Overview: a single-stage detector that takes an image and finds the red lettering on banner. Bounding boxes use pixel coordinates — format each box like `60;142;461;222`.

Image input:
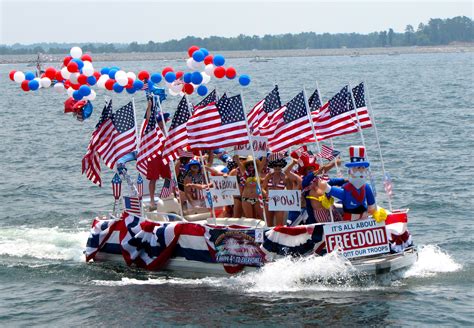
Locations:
325;227;387;252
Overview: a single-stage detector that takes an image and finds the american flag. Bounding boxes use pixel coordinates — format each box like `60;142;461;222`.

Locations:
308;88;322;111
247;86;281;136
187;94;248;150
349;82;373;130
195;89;217;109
111;173;122;199
311;86;359;141
136;97;166;175
136;174;144;199
123;196;142;216
384;173;393;199
177;148;194;158
268;151;287;161
97;101;137;169
159;178;174;199
81;100;113;186
162;96;192;164
316;144;340;161
260;91;314;152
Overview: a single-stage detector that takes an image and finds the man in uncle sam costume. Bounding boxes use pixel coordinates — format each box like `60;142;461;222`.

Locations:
319;146;387;222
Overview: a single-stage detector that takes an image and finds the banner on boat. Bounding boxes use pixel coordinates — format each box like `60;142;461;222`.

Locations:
209;176;240;196
205;188;234;208
268;190;301;211
234;136;268;158
323;219;390;258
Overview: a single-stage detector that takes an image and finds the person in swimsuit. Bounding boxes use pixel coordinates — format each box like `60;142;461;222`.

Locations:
263;157;289;227
234;155;265;220
183;159;209;210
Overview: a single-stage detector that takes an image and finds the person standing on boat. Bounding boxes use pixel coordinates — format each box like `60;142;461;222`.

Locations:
183;159;209;210
262;156;289;226
318;146;387;222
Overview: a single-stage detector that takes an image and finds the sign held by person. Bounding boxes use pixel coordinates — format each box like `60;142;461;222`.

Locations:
234;136;268;158
209;176;240;196
268;190;301;211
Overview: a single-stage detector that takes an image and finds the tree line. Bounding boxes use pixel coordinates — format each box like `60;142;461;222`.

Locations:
1;16;472;55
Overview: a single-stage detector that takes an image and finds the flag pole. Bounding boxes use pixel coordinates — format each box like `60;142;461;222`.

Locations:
363;82;393;211
129;98;141;200
155;95;186;220
184;95;217;224
240;93;268;225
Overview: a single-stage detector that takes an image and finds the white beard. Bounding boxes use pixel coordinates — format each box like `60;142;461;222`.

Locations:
349;177;366;189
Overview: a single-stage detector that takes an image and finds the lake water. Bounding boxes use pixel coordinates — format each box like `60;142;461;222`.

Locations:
1;52;473;326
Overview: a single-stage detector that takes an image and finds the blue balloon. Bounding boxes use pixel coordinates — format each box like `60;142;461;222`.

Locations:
239;75;251;86
72;58;84;70
191;72;203;85
113;83;124;93
213;55;225;67
133;80;144;90
200;48;209;57
78;85;91;97
87;76;97;85
110;66;120;71
100;67;110;75
82;101;93;120
72;90;83;100
150;73;162;84
108;68;118;79
25;72;35;81
126;87;136;94
192;50;205;62
28;79;39;90
165;71;176;83
197;85;208;96
183;72;192;84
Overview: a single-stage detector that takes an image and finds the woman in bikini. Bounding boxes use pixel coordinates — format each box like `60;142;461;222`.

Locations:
234;155;265;220
263;157;289;227
183;159;209;210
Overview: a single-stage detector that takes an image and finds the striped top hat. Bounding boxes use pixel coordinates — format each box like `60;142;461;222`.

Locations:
345;145;370;168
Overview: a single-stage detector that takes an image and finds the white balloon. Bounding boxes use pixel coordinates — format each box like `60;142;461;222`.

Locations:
115;70;127;81
192;61;204;70
186;58;195;70
61;67;71;79
168;88;179;96
126;72;136;81
54;83;64;93
204;64;215;76
83;61;93;68
82;66;94;77
86;89;97;101
13;71;25;83
40;77;52;88
97;75;108;89
201;72;211;84
69;73;79;84
70;46;83;59
116;77;128;86
67;87;74;97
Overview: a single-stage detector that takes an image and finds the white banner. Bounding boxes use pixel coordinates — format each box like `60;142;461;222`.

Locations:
268;189;301;211
234;136;268;158
323;219;390;259
209;176;240;196
205;188;234;208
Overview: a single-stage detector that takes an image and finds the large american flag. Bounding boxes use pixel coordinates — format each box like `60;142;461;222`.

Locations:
81;100;113;186
162;96;192;164
247;86;281;136
123;196;142;217
187;94;248;150
260;91;314;152
349;82;373;130
96;101;137;169
136;97;166;175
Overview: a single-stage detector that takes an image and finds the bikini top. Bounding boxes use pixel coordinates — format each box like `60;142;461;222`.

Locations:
268;172;285;189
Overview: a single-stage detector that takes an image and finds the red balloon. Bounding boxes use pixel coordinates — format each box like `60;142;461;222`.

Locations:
64;80;71;89
81;54;92;62
214;66;226;79
21;80;30;91
225;67;237;79
44;67;56;79
175;71;184;80
126;77;134;88
204;55;214;65
93;71;101;80
161;67;173;77
188;45;199;57
105;79;115;91
183;83;194;95
67;61;79;73
63;56;73;67
71;83;80;90
40;73;46;78
9;70;16;81
137;70;150;81
77;74;88;85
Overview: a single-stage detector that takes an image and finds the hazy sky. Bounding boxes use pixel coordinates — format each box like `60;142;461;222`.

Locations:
1;0;472;44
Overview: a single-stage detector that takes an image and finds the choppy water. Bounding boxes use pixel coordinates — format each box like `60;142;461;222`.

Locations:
1;52;473;326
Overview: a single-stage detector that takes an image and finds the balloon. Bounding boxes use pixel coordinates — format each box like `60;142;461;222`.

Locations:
9;70;16;81
79;85;91;97
77;74;88;85
188;45;199;57
63;56;73;66
113;83;124;93
86;89;97;100
213;55;225;67
70;46;83;59
126;88;136;94
200;48;209;57
204;64;215;76
67;62;79;73
183;72;192;84
101;67;110;75
105;79;115;90
138;70;149;81
115;70;127;86
87;75;97;85
69;73;79;84
64;80;71;89
54;71;64;82
72;58;84;70
108;68;118;79
67;87;74;97
40;77;52;88
183;83;194;95
28;79;39;90
225;67;237;79
14;71;25;83
93;71;101;80
204;55;214;65
21;80;30;91
214;66;226;78
81;54;92;62
186;58;195;69
97;76;107;89
71;83;80;90
54;83;64;93
165;71;176;83
25;72;35;80
197;85;208;96
82;65;94;77
192;50;204;62
201;72;211;84
150;73;162;84
44;67;56;79
175;71;184;80
126;77;134;88
126;72;136;81
61;67;71;79
133;80;144;90
162;67;174;77
239;74;251;86
72;90;83;100
191;71;203;85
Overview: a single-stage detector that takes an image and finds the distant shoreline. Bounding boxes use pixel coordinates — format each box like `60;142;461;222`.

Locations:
1;44;472;64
